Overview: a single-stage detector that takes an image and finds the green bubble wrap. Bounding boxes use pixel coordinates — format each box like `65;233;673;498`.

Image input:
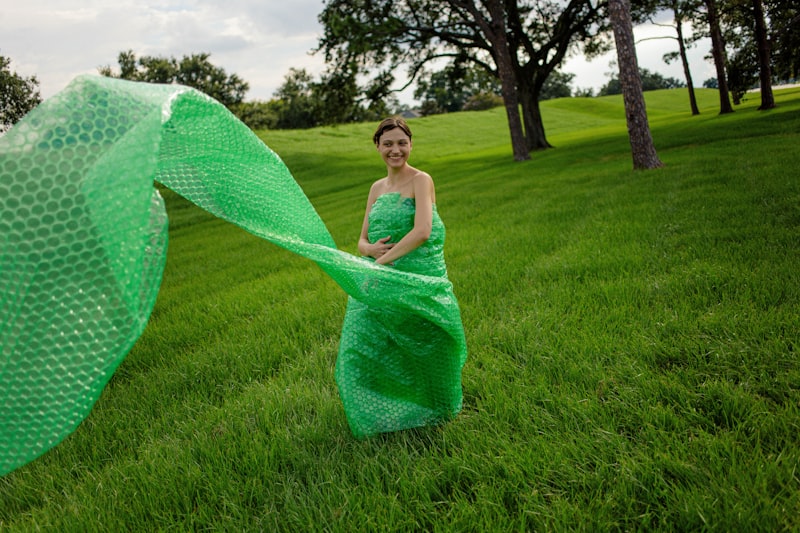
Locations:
0;75;467;476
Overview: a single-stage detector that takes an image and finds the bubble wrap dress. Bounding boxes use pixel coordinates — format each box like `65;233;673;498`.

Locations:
1;75;468;474
335;192;466;438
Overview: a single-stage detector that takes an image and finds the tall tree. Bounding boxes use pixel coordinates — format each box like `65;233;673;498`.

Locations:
632;0;701;114
665;0;702;114
313;68;364;125
318;0;607;160
0;55;42;133
414;58;501;114
704;0;735;113
453;0;529;160
769;1;800;83
608;0;664;169
751;0;775;109
705;0;777;109
506;0;608;151
271;68;319;129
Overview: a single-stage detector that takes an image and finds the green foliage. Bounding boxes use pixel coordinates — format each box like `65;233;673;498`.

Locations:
769;0;800;82
415;63;573;114
599;67;686;95
0;55;41;133
706;0;797;102
99;50;248;108
271;68;319;129
268;68;395;129
727;45;760;104
539;70;576;100
462;91;504;111
1;87;799;531
230;100;280;131
414;61;501;114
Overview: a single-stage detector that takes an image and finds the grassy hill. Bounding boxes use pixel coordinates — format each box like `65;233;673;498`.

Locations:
2;87;798;531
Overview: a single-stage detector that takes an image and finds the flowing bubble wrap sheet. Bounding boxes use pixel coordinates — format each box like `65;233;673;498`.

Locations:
0;75;467;475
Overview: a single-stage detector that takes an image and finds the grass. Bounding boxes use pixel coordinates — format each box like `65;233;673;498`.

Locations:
2;87;799;531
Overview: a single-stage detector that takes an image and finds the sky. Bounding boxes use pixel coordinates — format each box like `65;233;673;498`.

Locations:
4;1;717;105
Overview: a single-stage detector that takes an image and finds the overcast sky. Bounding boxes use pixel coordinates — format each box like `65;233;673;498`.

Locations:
4;1;716;104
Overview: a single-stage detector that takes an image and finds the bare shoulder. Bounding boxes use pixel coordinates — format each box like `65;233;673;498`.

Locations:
410;169;434;188
369;177;389;195
410;170;436;203
366;177;389;206
413;169;433;181
412;170;435;192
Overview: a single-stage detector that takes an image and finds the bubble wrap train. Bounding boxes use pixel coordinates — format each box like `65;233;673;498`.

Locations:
0;76;467;476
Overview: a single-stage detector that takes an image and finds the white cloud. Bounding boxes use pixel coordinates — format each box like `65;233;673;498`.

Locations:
4;0;328;101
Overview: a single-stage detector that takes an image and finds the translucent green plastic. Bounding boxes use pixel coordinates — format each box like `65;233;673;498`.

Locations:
0;75;467;476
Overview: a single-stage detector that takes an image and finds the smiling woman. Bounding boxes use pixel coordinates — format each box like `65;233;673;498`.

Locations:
335;117;466;437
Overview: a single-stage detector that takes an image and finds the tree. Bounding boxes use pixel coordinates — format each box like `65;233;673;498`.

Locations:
539;71;576;100
462;91;505;110
414;59;501;114
229;100;279;131
1;55;42;133
703;0;775;110
632;0;702;114
313;68;363;125
727;43;759;104
317;0;608;160
751;0;775;109
769;1;800;83
99;50;249;109
704;0;735;113
271;68;319;129
608;0;664;169
453;0;529;160
599;67;684;95
666;0;702;114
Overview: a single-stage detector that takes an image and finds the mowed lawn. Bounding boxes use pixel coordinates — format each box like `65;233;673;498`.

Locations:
1;87;798;531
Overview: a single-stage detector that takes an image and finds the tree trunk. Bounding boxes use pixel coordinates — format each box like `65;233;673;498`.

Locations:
608;0;663;170
518;77;553;151
673;6;700;115
705;0;734;114
752;0;775;110
482;0;529;161
497;65;529;161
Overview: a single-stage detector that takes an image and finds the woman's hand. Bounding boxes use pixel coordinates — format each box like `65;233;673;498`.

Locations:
369;235;394;260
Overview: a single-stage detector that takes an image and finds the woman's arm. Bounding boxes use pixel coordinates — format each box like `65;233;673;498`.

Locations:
375;173;434;266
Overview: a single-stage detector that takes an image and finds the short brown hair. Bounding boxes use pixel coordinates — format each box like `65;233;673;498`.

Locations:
373;117;413;145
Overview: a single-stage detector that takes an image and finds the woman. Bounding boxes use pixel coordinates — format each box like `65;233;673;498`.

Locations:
335;117;465;438
358;118;438;272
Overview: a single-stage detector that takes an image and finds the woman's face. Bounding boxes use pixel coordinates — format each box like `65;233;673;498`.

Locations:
376;127;412;169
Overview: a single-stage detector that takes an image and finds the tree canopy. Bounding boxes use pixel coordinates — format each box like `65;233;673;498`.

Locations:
414;59;502;115
599;67;686;95
99;51;249;109
317;0;610;160
1;55;42;133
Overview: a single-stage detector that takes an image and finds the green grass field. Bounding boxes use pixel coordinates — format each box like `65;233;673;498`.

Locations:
2;87;799;531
